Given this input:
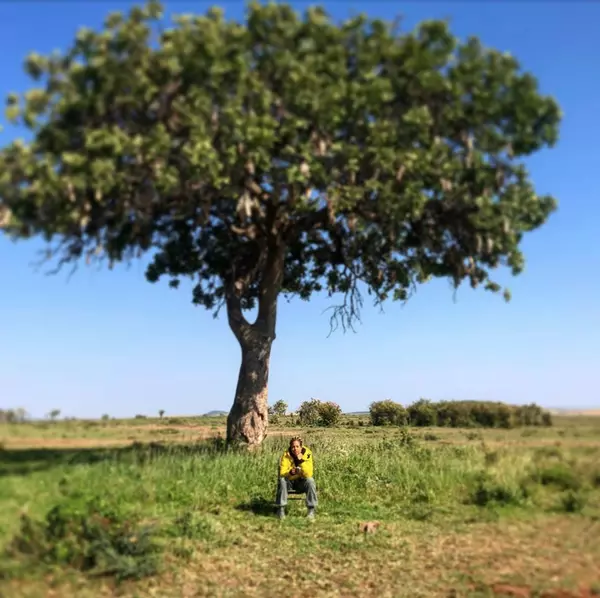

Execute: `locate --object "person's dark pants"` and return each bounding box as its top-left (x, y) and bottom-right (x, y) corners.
top-left (276, 477), bottom-right (318, 509)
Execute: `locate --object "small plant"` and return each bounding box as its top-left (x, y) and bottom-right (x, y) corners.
top-left (423, 433), bottom-right (440, 441)
top-left (398, 428), bottom-right (416, 447)
top-left (558, 490), bottom-right (586, 513)
top-left (467, 472), bottom-right (526, 507)
top-left (167, 511), bottom-right (216, 541)
top-left (533, 446), bottom-right (563, 461)
top-left (6, 498), bottom-right (160, 582)
top-left (532, 464), bottom-right (582, 491)
top-left (484, 450), bottom-right (500, 466)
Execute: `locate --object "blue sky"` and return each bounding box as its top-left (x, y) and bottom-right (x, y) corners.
top-left (1, 1), bottom-right (599, 419)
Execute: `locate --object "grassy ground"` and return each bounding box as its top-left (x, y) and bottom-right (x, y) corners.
top-left (1, 417), bottom-right (599, 597)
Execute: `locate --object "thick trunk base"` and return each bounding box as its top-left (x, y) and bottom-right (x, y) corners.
top-left (226, 335), bottom-right (272, 448)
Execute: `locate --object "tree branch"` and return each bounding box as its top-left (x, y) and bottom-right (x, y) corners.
top-left (255, 241), bottom-right (286, 339)
top-left (325, 269), bottom-right (363, 337)
top-left (226, 285), bottom-right (251, 345)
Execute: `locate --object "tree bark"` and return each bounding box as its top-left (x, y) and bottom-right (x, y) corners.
top-left (226, 330), bottom-right (273, 447)
top-left (225, 242), bottom-right (285, 448)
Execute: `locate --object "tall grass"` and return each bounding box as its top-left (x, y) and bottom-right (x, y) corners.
top-left (1, 429), bottom-right (600, 584)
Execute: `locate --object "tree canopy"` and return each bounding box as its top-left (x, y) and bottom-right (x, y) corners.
top-left (0, 1), bottom-right (561, 445)
top-left (0, 1), bottom-right (560, 328)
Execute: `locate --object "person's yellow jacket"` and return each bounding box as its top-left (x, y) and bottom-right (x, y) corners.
top-left (279, 445), bottom-right (314, 480)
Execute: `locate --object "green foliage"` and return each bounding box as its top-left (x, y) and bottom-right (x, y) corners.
top-left (531, 464), bottom-right (582, 491)
top-left (407, 400), bottom-right (551, 429)
top-left (6, 497), bottom-right (160, 581)
top-left (268, 400), bottom-right (288, 418)
top-left (558, 490), bottom-right (587, 513)
top-left (369, 400), bottom-right (408, 426)
top-left (407, 399), bottom-right (438, 427)
top-left (398, 428), bottom-right (416, 447)
top-left (514, 403), bottom-right (552, 427)
top-left (296, 399), bottom-right (341, 427)
top-left (317, 401), bottom-right (342, 427)
top-left (1, 428), bottom-right (600, 589)
top-left (467, 472), bottom-right (528, 507)
top-left (165, 511), bottom-right (216, 541)
top-left (0, 1), bottom-right (561, 333)
top-left (297, 399), bottom-right (322, 426)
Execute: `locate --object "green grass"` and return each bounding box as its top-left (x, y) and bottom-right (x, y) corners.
top-left (1, 421), bottom-right (600, 596)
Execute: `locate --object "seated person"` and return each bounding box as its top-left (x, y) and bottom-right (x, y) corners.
top-left (276, 436), bottom-right (317, 520)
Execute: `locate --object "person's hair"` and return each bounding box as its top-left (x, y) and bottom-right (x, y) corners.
top-left (289, 436), bottom-right (303, 450)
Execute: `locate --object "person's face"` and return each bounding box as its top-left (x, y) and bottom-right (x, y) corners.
top-left (290, 441), bottom-right (302, 457)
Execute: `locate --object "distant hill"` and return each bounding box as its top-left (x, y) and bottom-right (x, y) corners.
top-left (346, 411), bottom-right (369, 416)
top-left (203, 410), bottom-right (228, 417)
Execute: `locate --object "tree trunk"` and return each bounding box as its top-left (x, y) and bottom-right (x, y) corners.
top-left (225, 242), bottom-right (284, 448)
top-left (226, 331), bottom-right (272, 447)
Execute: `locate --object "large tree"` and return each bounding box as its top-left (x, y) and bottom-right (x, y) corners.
top-left (0, 1), bottom-right (560, 446)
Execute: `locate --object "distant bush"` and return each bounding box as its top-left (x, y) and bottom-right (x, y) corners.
top-left (0, 408), bottom-right (29, 423)
top-left (297, 399), bottom-right (321, 426)
top-left (317, 402), bottom-right (342, 427)
top-left (514, 403), bottom-right (552, 427)
top-left (296, 399), bottom-right (342, 427)
top-left (407, 399), bottom-right (438, 427)
top-left (369, 400), bottom-right (408, 426)
top-left (288, 398), bottom-right (552, 429)
top-left (268, 400), bottom-right (288, 418)
top-left (405, 400), bottom-right (552, 429)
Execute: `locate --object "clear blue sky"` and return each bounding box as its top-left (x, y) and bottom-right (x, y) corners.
top-left (1, 1), bottom-right (599, 419)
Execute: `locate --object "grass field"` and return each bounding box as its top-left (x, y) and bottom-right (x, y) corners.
top-left (1, 415), bottom-right (600, 598)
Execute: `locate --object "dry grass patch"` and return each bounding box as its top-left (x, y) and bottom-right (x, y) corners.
top-left (3, 516), bottom-right (598, 598)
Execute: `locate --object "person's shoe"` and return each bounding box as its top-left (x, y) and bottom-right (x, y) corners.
top-left (277, 507), bottom-right (286, 520)
top-left (307, 508), bottom-right (315, 520)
